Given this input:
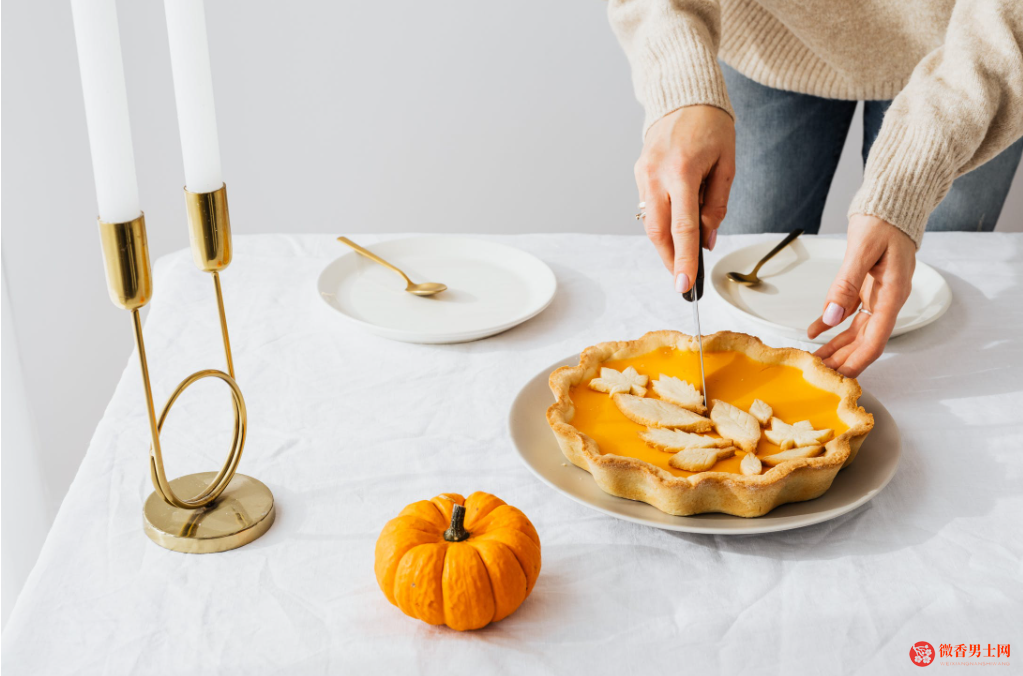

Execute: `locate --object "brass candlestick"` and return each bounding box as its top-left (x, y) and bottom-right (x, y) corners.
top-left (98, 184), bottom-right (275, 553)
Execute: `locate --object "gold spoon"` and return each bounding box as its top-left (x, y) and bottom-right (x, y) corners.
top-left (726, 229), bottom-right (804, 286)
top-left (337, 237), bottom-right (448, 296)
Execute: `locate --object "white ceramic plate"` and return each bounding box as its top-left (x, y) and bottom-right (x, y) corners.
top-left (509, 355), bottom-right (901, 535)
top-left (710, 237), bottom-right (952, 344)
top-left (318, 236), bottom-right (557, 344)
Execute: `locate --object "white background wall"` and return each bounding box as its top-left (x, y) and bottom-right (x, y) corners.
top-left (2, 0), bottom-right (1021, 625)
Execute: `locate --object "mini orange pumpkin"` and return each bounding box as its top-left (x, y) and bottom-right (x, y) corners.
top-left (374, 492), bottom-right (541, 631)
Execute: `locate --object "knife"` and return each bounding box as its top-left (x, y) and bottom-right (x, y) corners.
top-left (682, 244), bottom-right (708, 410)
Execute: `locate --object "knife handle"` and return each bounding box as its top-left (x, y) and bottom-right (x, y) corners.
top-left (683, 245), bottom-right (704, 302)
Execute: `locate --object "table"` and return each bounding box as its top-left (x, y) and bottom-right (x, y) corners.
top-left (4, 233), bottom-right (1021, 674)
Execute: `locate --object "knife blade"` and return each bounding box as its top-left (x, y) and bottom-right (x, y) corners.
top-left (682, 245), bottom-right (708, 410)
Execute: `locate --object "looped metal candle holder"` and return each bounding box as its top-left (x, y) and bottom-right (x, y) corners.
top-left (98, 184), bottom-right (274, 553)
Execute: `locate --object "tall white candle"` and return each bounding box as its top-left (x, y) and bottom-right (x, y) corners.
top-left (164, 0), bottom-right (223, 193)
top-left (71, 0), bottom-right (141, 224)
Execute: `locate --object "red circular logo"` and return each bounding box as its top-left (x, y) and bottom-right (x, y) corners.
top-left (910, 642), bottom-right (935, 666)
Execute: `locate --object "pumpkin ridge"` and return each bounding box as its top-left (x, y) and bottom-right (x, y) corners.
top-left (441, 542), bottom-right (495, 630)
top-left (470, 506), bottom-right (540, 547)
top-left (467, 545), bottom-right (498, 628)
top-left (472, 529), bottom-right (541, 596)
top-left (473, 538), bottom-right (530, 616)
top-left (375, 527), bottom-right (443, 605)
top-left (464, 492), bottom-right (506, 530)
top-left (474, 525), bottom-right (538, 545)
top-left (380, 515), bottom-right (444, 537)
top-left (393, 542), bottom-right (448, 625)
top-left (398, 500), bottom-right (448, 530)
top-left (431, 494), bottom-right (464, 520)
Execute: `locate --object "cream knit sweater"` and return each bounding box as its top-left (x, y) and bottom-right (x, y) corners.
top-left (608, 0), bottom-right (1023, 245)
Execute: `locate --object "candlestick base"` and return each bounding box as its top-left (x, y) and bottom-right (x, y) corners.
top-left (97, 184), bottom-right (275, 554)
top-left (143, 472), bottom-right (275, 554)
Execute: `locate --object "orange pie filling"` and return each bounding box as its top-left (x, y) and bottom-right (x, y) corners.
top-left (568, 346), bottom-right (849, 477)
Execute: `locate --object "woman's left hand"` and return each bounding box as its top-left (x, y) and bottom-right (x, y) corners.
top-left (807, 215), bottom-right (917, 377)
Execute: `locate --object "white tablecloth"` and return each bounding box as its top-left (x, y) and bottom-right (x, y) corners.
top-left (4, 233), bottom-right (1021, 675)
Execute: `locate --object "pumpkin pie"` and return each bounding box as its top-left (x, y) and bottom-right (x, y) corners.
top-left (546, 331), bottom-right (874, 517)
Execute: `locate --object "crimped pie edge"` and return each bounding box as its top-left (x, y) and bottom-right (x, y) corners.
top-left (545, 330), bottom-right (875, 517)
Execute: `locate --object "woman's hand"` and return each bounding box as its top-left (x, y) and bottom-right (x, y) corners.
top-left (634, 105), bottom-right (735, 293)
top-left (808, 215), bottom-right (916, 377)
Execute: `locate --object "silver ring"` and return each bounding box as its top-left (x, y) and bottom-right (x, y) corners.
top-left (859, 308), bottom-right (873, 316)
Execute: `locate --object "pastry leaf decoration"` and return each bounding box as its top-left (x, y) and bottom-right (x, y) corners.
top-left (588, 366), bottom-right (648, 397)
top-left (764, 417), bottom-right (832, 450)
top-left (709, 400), bottom-right (761, 453)
top-left (651, 375), bottom-right (706, 414)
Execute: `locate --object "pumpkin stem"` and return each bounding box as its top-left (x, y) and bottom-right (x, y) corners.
top-left (443, 504), bottom-right (470, 542)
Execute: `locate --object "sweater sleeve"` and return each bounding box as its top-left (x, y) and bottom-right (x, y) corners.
top-left (848, 0), bottom-right (1023, 246)
top-left (608, 0), bottom-right (733, 136)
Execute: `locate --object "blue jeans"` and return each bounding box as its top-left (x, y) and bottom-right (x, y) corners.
top-left (720, 63), bottom-right (1023, 234)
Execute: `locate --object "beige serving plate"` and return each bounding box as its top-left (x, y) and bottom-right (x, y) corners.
top-left (509, 355), bottom-right (901, 535)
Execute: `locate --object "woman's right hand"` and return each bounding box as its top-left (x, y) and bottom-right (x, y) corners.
top-left (634, 105), bottom-right (735, 293)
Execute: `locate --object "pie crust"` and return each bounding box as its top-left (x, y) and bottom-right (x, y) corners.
top-left (546, 331), bottom-right (874, 517)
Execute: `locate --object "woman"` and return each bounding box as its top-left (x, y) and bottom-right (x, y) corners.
top-left (609, 0), bottom-right (1023, 376)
